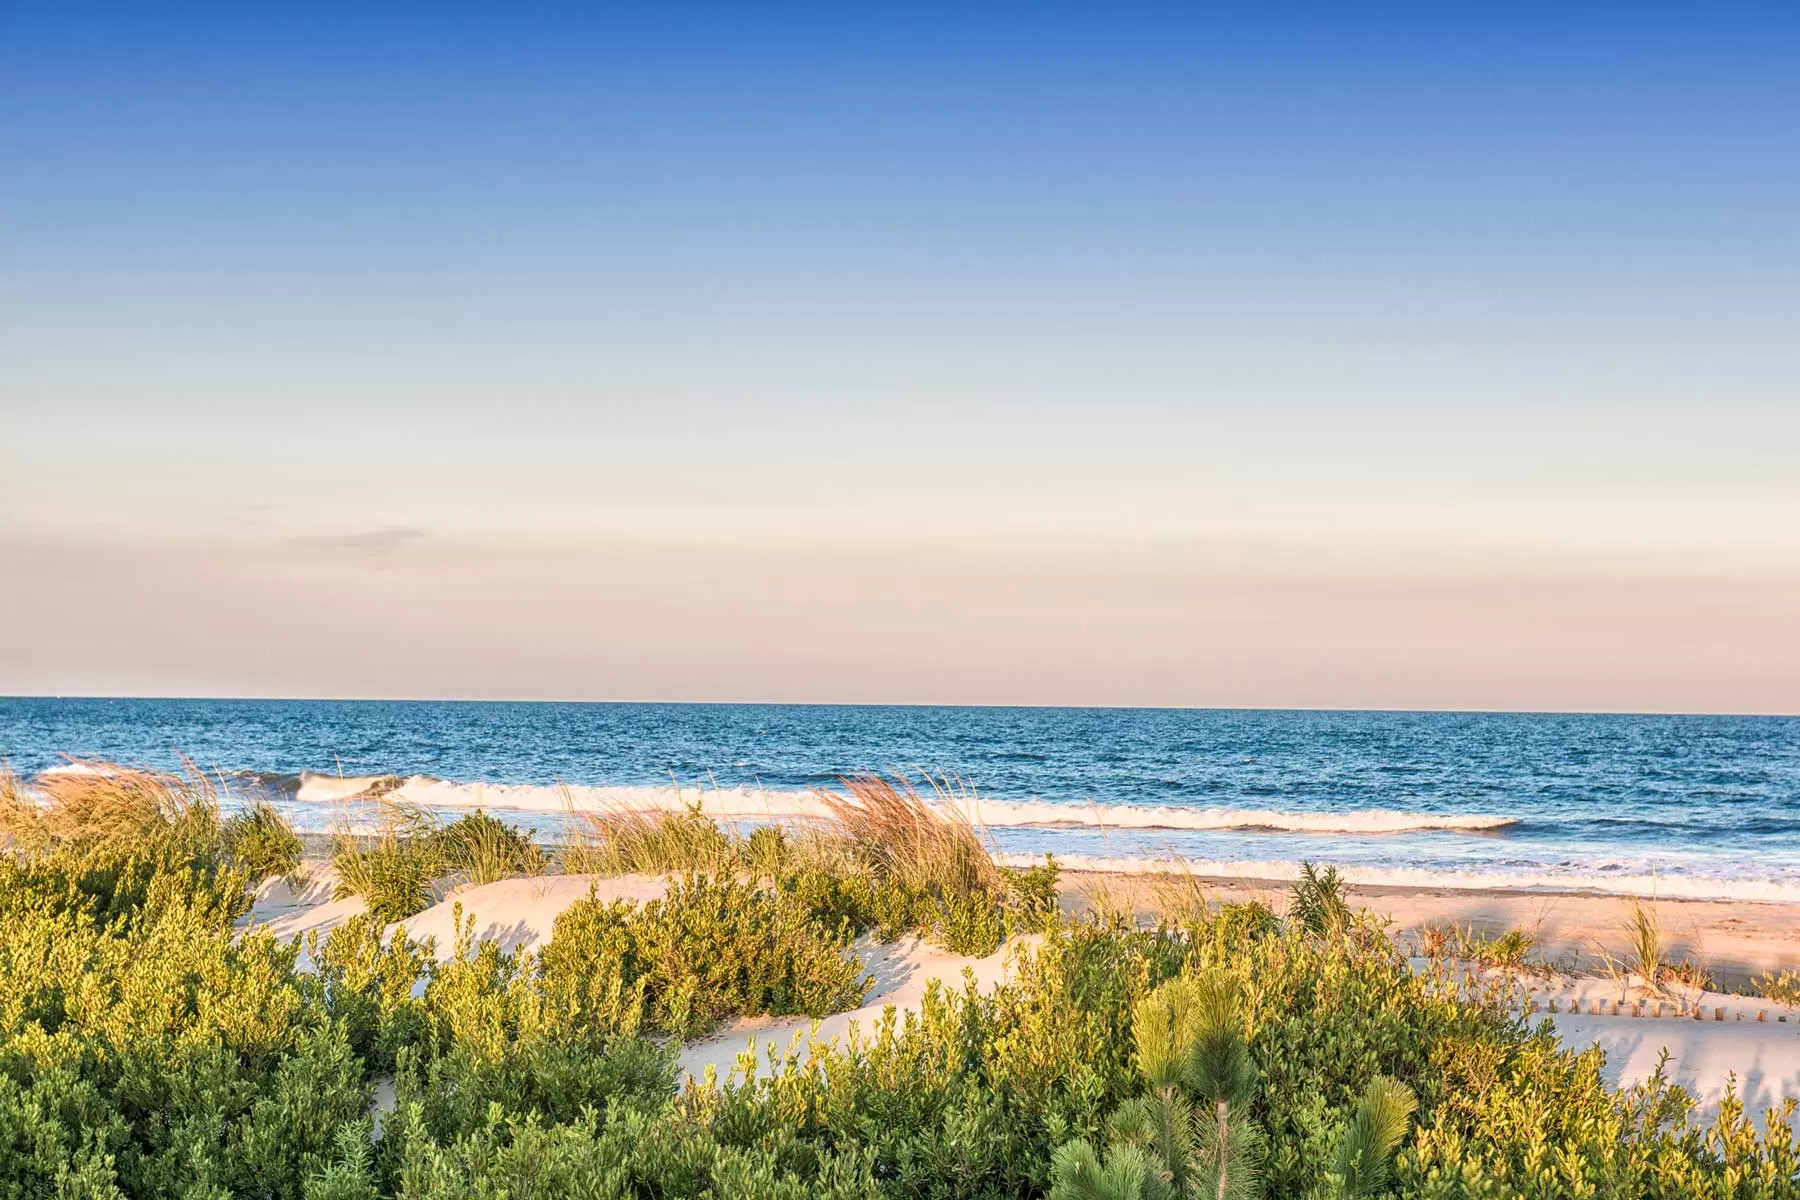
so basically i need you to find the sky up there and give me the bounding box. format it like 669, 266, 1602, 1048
2, 3, 1798, 712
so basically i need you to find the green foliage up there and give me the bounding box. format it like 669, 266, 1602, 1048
1327, 1075, 1416, 1198
1004, 855, 1062, 927
1289, 862, 1351, 938
436, 810, 545, 885
7, 763, 1800, 1200
1048, 1137, 1159, 1200
223, 802, 305, 883
1453, 925, 1536, 970
330, 806, 446, 922
1755, 968, 1800, 1007
541, 874, 871, 1039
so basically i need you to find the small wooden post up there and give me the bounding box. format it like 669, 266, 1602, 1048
1758, 1011, 1767, 1022
1716, 1007, 1725, 1021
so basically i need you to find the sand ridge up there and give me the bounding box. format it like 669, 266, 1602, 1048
241, 863, 1800, 1122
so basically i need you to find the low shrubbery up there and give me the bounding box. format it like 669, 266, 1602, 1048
5, 762, 1800, 1198
540, 873, 871, 1038
558, 776, 1058, 955
1758, 969, 1800, 1008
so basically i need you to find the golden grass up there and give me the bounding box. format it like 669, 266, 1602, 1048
554, 773, 1008, 912
1146, 858, 1211, 928
812, 774, 1002, 898
0, 760, 219, 851
1624, 896, 1666, 996
1076, 873, 1135, 927
557, 788, 735, 876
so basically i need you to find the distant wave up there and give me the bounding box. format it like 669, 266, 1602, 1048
243, 772, 1516, 836
1006, 852, 1800, 904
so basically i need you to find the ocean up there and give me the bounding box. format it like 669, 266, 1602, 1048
3, 697, 1797, 902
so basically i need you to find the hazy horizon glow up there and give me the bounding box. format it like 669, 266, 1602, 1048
4, 4, 1798, 712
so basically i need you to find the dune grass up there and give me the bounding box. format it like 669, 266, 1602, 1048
814, 774, 1001, 897
558, 791, 736, 876
1624, 895, 1666, 994
221, 800, 305, 883
550, 773, 1054, 954
0, 760, 220, 851
329, 801, 449, 921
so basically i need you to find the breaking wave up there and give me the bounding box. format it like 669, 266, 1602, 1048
250, 772, 1516, 836
1002, 852, 1800, 904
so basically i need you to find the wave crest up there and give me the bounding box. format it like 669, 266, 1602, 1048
256, 774, 1513, 836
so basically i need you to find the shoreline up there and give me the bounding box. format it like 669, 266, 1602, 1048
1059, 868, 1800, 988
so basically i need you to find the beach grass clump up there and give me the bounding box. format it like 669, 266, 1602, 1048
0, 761, 252, 927
0, 760, 221, 853
555, 775, 1053, 955
812, 774, 1056, 954
558, 796, 736, 876
1456, 925, 1537, 970
1624, 896, 1666, 993
330, 802, 447, 922
221, 800, 304, 883
1145, 859, 1212, 929
817, 774, 999, 899
437, 809, 545, 885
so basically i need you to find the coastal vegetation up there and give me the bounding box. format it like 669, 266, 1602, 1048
2, 764, 1798, 1198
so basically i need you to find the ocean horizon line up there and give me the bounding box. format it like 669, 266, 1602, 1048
5, 694, 1797, 721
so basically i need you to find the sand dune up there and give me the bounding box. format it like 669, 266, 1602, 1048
242, 863, 1800, 1122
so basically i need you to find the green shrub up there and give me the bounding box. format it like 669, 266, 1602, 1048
223, 801, 305, 882
1755, 968, 1800, 1007
541, 874, 871, 1039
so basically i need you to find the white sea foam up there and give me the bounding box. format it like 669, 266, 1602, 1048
1004, 852, 1800, 904
271, 774, 1514, 835
38, 761, 120, 777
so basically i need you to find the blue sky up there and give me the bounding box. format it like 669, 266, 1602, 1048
3, 4, 1797, 708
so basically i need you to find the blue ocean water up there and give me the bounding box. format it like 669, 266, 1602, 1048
4, 698, 1797, 900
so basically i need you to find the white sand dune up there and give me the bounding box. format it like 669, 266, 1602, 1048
244, 866, 669, 956
675, 933, 1042, 1085
1518, 977, 1800, 1126
243, 864, 1799, 1123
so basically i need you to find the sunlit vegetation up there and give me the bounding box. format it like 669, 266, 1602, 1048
2, 763, 1797, 1197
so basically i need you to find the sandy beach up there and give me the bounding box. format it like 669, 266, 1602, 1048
1060, 869, 1800, 988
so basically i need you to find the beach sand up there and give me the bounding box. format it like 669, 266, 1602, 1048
1058, 870, 1800, 987
244, 862, 1800, 1121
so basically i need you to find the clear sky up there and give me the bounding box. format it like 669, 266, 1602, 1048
3, 4, 1797, 711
